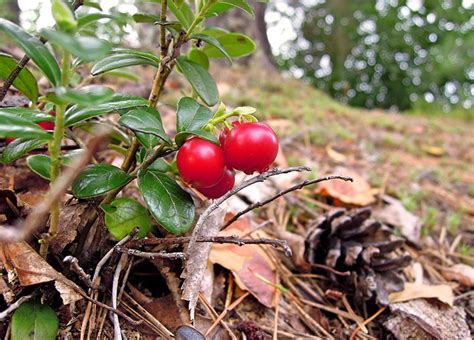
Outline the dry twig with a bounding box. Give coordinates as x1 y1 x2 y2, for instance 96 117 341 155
0 295 33 321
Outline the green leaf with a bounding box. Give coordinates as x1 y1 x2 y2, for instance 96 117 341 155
136 132 160 149
167 0 194 28
83 1 102 10
0 53 38 102
77 13 118 29
133 13 160 23
175 130 218 146
0 19 61 86
148 158 170 172
0 108 54 123
138 169 195 234
102 197 154 240
101 69 140 82
188 49 210 69
51 0 77 32
1 138 47 164
111 48 161 63
203 33 256 58
91 53 159 76
11 300 59 340
41 29 111 62
65 94 148 126
0 113 52 140
191 34 232 63
201 27 229 38
26 154 51 180
72 163 131 199
206 0 254 17
119 108 172 144
176 56 219 106
176 97 213 133
55 85 114 106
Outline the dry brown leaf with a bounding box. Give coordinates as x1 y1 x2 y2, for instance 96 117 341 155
209 217 277 308
315 168 377 206
441 264 474 287
326 144 347 163
181 206 226 320
384 299 469 340
50 202 90 254
374 195 421 244
389 282 454 306
0 241 82 305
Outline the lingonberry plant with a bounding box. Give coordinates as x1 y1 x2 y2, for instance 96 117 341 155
0 0 276 250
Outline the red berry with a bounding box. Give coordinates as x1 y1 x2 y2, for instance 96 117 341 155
38 111 56 130
198 168 235 199
219 127 230 146
223 122 279 174
177 137 226 188
38 121 55 130
5 137 16 144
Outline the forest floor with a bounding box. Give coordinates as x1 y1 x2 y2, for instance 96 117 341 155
1 62 473 339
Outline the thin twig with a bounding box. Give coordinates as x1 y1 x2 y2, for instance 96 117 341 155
112 253 127 340
121 248 186 260
205 292 250 336
91 234 134 289
349 306 387 340
0 295 33 321
124 235 292 256
221 175 353 230
63 256 92 287
0 128 110 242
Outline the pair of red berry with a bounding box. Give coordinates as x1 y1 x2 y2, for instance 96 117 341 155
5 111 55 144
177 122 279 199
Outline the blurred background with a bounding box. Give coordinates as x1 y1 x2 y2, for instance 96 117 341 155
1 0 473 117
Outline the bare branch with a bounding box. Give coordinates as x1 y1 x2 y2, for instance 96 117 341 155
0 295 33 321
120 248 186 260
64 256 92 287
221 175 353 230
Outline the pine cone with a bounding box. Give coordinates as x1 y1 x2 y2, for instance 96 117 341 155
304 207 411 305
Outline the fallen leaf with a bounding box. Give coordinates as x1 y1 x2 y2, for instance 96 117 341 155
384 299 469 340
0 241 82 305
49 202 90 254
326 144 347 163
315 168 377 206
374 195 421 244
389 282 454 306
421 145 445 157
209 217 277 308
181 206 226 320
441 264 474 287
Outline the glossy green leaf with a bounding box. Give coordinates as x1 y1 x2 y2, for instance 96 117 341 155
51 0 77 32
201 27 229 38
119 108 172 144
0 19 61 86
72 163 131 198
176 97 213 133
0 53 38 102
148 158 170 172
206 0 254 17
1 138 47 164
138 169 195 234
91 53 159 76
101 69 140 82
0 108 54 123
11 300 59 340
176 56 219 106
111 48 161 63
26 154 51 180
55 85 114 106
175 130 218 146
102 197 154 240
136 132 160 149
188 49 210 69
65 94 148 126
133 13 160 23
203 33 256 58
0 113 52 140
41 29 111 62
191 34 232 62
